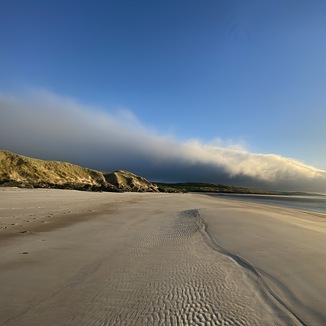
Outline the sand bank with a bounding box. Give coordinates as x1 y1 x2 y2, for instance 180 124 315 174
0 189 325 325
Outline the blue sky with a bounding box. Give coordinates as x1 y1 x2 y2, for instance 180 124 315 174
1 0 326 191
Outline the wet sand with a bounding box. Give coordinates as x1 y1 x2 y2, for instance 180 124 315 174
0 189 325 325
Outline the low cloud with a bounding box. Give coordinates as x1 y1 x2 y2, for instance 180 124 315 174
1 89 326 192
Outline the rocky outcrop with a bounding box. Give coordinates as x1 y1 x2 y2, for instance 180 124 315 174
0 150 159 192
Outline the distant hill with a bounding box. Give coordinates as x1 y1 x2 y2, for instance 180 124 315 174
156 182 316 196
0 150 158 192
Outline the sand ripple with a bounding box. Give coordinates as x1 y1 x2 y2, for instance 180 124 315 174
1 193 303 325
48 210 299 325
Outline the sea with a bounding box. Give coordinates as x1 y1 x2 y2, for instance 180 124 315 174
208 193 326 214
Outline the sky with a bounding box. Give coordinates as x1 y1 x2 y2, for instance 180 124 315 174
1 0 326 192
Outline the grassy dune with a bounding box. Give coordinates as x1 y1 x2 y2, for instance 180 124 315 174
0 151 158 192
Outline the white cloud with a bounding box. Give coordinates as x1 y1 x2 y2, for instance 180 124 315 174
1 89 326 192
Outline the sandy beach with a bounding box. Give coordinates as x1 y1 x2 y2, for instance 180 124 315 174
0 189 325 325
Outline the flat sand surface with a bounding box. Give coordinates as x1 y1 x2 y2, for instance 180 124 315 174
0 189 325 325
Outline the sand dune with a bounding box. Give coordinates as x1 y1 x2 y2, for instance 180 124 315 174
1 189 325 325
0 150 159 192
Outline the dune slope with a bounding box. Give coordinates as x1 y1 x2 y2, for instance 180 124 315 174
0 150 158 192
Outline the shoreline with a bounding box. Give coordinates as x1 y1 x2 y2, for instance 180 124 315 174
1 188 325 325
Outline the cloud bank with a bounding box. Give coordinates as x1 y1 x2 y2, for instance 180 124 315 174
1 89 326 193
